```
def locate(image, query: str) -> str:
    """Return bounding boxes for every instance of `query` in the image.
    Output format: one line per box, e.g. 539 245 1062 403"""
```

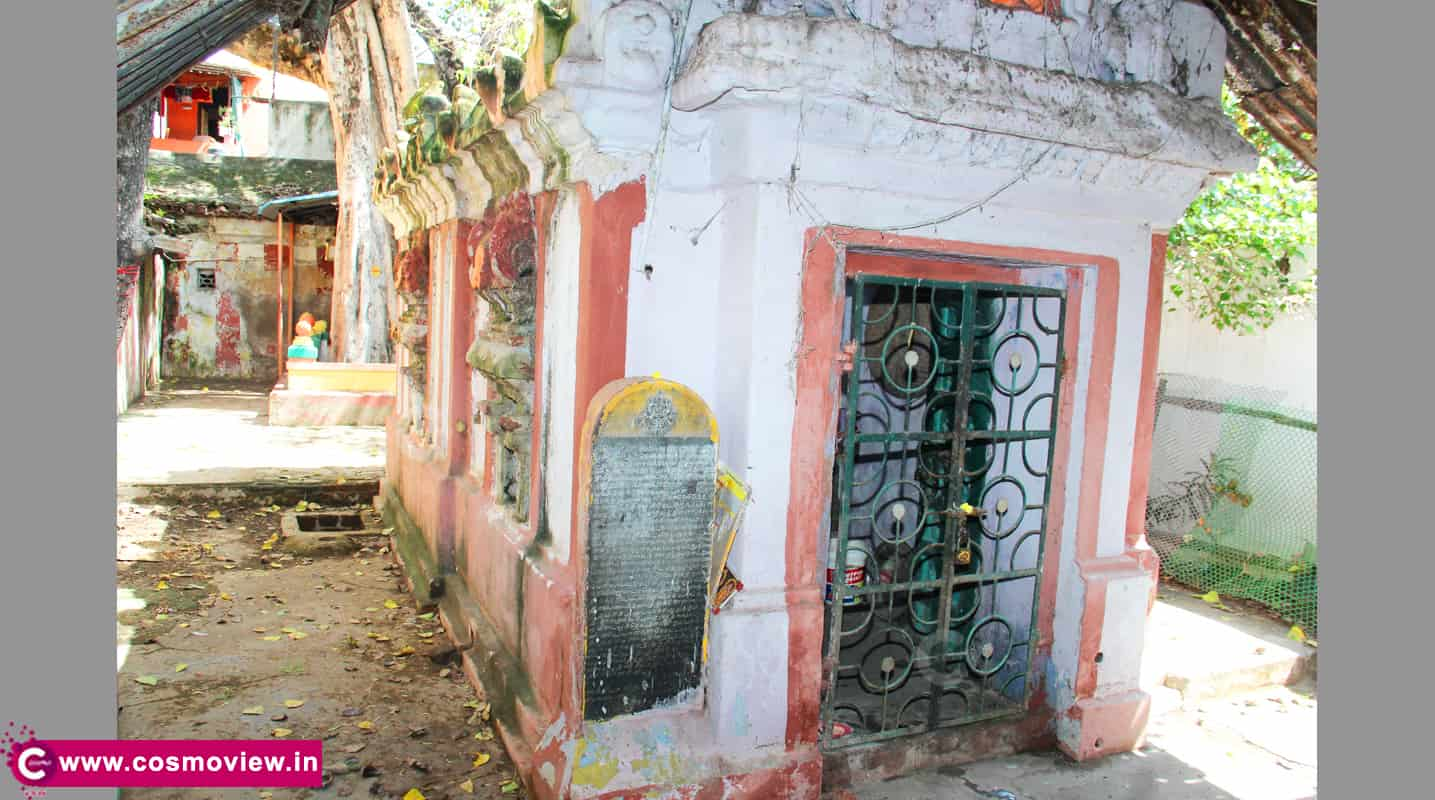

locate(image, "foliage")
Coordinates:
1165 87 1317 333
415 0 534 80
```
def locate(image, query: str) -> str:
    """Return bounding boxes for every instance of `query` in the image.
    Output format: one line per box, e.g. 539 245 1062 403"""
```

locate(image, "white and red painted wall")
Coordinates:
150 50 335 161
161 217 335 381
117 257 163 415
372 2 1257 797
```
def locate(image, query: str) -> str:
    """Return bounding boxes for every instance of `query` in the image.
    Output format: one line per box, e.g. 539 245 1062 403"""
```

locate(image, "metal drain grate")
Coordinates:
293 511 366 533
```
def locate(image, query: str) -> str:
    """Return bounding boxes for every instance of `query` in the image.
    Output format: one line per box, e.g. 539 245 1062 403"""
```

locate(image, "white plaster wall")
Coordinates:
266 101 337 161
360 0 1250 753
620 136 1163 737
548 3 1246 741
1157 253 1318 415
431 230 454 453
542 191 586 565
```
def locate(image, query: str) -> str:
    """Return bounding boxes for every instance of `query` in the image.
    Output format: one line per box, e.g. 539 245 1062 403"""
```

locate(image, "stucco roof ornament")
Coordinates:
375 4 1259 237
671 13 1257 176
372 1 635 238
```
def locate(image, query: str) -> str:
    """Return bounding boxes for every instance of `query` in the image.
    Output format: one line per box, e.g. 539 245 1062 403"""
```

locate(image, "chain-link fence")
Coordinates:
1144 373 1318 637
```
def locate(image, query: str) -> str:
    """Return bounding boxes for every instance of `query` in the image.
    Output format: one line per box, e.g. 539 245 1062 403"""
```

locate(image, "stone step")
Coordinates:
1142 590 1315 710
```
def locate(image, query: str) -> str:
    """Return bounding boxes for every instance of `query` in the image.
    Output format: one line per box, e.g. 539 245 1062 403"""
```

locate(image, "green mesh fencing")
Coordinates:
1144 373 1318 637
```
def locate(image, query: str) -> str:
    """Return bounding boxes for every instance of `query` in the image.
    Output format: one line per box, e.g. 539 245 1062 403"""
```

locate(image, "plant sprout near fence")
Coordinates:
1144 373 1318 637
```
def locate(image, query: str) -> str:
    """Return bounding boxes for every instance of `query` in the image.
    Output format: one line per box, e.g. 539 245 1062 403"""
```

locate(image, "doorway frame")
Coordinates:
785 226 1127 775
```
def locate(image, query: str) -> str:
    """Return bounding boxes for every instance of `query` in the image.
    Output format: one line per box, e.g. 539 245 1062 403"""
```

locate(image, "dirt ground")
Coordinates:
117 487 525 800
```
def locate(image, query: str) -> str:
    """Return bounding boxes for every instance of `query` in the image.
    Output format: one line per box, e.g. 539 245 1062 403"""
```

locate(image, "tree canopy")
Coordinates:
1165 87 1318 334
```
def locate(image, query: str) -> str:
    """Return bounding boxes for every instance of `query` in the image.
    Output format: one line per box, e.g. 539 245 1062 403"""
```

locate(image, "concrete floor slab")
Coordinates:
850 684 1316 800
118 380 385 486
1142 583 1315 706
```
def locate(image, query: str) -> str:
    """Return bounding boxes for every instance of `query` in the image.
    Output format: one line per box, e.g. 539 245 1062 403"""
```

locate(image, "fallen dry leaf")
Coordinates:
356 721 375 731
242 706 264 716
174 663 188 673
472 753 491 768
402 790 425 800
284 700 305 709
272 728 292 738
458 779 474 794
384 600 399 610
134 675 158 687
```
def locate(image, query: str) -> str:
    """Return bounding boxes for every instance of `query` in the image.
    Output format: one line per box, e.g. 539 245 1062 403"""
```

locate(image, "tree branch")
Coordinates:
405 0 464 94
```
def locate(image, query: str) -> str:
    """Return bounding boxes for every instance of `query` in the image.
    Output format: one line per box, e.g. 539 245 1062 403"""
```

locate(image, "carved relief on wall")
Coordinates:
465 194 539 519
392 230 432 434
600 1 676 91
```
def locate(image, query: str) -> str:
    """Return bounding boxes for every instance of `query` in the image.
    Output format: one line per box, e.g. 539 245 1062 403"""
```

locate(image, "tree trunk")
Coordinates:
322 0 417 364
117 99 155 269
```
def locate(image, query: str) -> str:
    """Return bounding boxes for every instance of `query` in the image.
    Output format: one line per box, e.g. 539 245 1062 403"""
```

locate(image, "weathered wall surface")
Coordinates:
370 2 1255 797
267 100 337 161
162 217 335 381
117 256 163 415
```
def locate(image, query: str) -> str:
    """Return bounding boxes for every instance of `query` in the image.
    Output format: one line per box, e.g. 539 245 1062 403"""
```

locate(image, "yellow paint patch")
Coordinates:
286 362 397 393
568 740 620 789
596 379 720 443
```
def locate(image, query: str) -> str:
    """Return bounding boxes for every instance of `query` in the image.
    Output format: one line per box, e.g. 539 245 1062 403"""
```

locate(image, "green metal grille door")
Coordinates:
821 274 1066 748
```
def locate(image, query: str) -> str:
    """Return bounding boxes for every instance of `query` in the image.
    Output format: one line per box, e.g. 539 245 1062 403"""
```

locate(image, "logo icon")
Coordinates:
3 723 50 799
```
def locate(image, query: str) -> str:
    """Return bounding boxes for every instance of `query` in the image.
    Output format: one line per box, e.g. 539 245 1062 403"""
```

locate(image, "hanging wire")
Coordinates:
269 14 281 108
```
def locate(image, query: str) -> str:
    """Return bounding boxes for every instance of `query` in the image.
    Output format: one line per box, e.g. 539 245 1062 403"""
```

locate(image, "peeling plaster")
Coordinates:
162 217 334 380
380 1 1253 796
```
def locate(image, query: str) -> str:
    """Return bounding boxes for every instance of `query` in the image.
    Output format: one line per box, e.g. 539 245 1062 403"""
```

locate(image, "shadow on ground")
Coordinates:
117 491 525 800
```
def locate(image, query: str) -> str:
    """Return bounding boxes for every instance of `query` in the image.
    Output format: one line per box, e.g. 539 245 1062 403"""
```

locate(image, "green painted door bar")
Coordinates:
821 273 1066 749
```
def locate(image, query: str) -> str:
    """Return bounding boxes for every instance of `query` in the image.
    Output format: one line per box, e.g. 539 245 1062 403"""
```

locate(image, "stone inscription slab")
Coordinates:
582 381 717 721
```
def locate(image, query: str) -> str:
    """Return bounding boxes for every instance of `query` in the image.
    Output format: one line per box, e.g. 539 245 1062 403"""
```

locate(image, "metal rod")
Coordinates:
276 210 284 381
288 218 296 364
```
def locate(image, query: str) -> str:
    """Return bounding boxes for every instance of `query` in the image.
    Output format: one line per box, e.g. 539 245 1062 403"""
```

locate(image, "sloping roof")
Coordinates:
202 49 330 102
187 49 264 78
145 151 337 218
258 191 340 225
1200 0 1317 169
118 0 355 115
